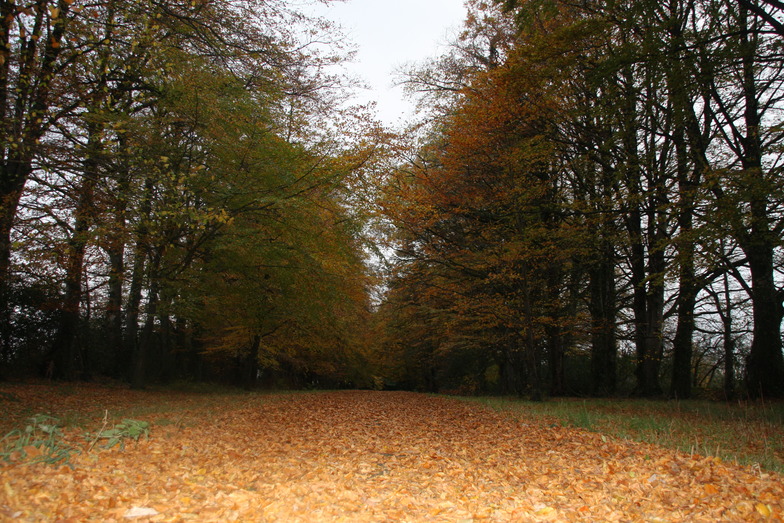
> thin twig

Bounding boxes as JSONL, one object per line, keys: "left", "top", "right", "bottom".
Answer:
{"left": 88, "top": 410, "right": 109, "bottom": 452}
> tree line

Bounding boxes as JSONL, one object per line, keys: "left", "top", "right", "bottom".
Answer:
{"left": 0, "top": 0, "right": 376, "bottom": 388}
{"left": 4, "top": 0, "right": 784, "bottom": 400}
{"left": 374, "top": 0, "right": 784, "bottom": 400}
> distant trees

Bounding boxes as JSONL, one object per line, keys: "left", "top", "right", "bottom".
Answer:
{"left": 375, "top": 0, "right": 784, "bottom": 399}
{"left": 1, "top": 0, "right": 375, "bottom": 388}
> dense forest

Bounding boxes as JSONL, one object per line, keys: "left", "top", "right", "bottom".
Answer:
{"left": 2, "top": 0, "right": 784, "bottom": 400}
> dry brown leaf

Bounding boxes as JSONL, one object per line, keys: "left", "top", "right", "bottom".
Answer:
{"left": 1, "top": 386, "right": 783, "bottom": 522}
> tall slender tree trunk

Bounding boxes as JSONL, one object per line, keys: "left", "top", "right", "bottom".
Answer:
{"left": 671, "top": 134, "right": 699, "bottom": 399}
{"left": 123, "top": 241, "right": 145, "bottom": 380}
{"left": 546, "top": 323, "right": 565, "bottom": 396}
{"left": 50, "top": 174, "right": 95, "bottom": 379}
{"left": 617, "top": 61, "right": 664, "bottom": 397}
{"left": 721, "top": 270, "right": 736, "bottom": 400}
{"left": 132, "top": 265, "right": 159, "bottom": 390}
{"left": 640, "top": 276, "right": 665, "bottom": 397}
{"left": 242, "top": 334, "right": 261, "bottom": 390}
{"left": 50, "top": 120, "right": 104, "bottom": 380}
{"left": 105, "top": 244, "right": 125, "bottom": 373}
{"left": 124, "top": 175, "right": 154, "bottom": 383}
{"left": 671, "top": 208, "right": 696, "bottom": 399}
{"left": 545, "top": 264, "right": 566, "bottom": 396}
{"left": 666, "top": 2, "right": 701, "bottom": 400}
{"left": 521, "top": 266, "right": 543, "bottom": 401}
{"left": 106, "top": 139, "right": 133, "bottom": 377}
{"left": 589, "top": 241, "right": 616, "bottom": 396}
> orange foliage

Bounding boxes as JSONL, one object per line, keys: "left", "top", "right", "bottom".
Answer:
{"left": 1, "top": 384, "right": 783, "bottom": 521}
{"left": 376, "top": 3, "right": 597, "bottom": 395}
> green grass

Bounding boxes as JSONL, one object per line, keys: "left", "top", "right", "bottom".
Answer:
{"left": 462, "top": 396, "right": 784, "bottom": 474}
{"left": 0, "top": 414, "right": 80, "bottom": 466}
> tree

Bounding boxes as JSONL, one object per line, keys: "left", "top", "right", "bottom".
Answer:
{"left": 2, "top": 0, "right": 374, "bottom": 387}
{"left": 1, "top": 0, "right": 81, "bottom": 359}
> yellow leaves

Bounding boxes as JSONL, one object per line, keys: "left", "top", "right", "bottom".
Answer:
{"left": 756, "top": 502, "right": 773, "bottom": 517}
{"left": 2, "top": 481, "right": 14, "bottom": 500}
{"left": 534, "top": 504, "right": 556, "bottom": 516}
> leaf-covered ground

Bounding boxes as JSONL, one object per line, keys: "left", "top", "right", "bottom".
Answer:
{"left": 1, "top": 385, "right": 783, "bottom": 521}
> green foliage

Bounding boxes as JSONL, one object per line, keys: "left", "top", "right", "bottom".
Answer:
{"left": 90, "top": 419, "right": 150, "bottom": 450}
{"left": 1, "top": 412, "right": 153, "bottom": 466}
{"left": 566, "top": 402, "right": 596, "bottom": 431}
{"left": 0, "top": 414, "right": 79, "bottom": 466}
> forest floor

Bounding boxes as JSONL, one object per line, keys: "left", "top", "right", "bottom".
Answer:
{"left": 0, "top": 383, "right": 783, "bottom": 521}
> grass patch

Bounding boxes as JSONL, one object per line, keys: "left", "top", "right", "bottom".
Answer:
{"left": 88, "top": 417, "right": 150, "bottom": 450}
{"left": 463, "top": 396, "right": 784, "bottom": 474}
{"left": 0, "top": 414, "right": 80, "bottom": 466}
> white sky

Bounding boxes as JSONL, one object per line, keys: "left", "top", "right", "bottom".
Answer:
{"left": 307, "top": 0, "right": 468, "bottom": 127}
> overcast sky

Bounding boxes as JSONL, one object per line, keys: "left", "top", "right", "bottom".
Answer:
{"left": 307, "top": 0, "right": 468, "bottom": 126}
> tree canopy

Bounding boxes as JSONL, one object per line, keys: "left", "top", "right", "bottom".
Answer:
{"left": 375, "top": 0, "right": 784, "bottom": 399}
{"left": 2, "top": 0, "right": 784, "bottom": 399}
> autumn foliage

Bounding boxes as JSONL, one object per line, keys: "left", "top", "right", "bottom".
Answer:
{"left": 2, "top": 384, "right": 783, "bottom": 521}
{"left": 0, "top": 0, "right": 376, "bottom": 390}
{"left": 374, "top": 0, "right": 784, "bottom": 399}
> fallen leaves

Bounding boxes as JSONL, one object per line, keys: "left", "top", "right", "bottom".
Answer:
{"left": 1, "top": 387, "right": 783, "bottom": 521}
{"left": 123, "top": 506, "right": 159, "bottom": 519}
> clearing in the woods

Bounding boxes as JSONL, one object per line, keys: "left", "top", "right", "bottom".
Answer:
{"left": 0, "top": 383, "right": 782, "bottom": 521}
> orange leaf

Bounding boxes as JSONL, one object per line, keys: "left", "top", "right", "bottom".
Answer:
{"left": 703, "top": 484, "right": 719, "bottom": 495}
{"left": 22, "top": 445, "right": 43, "bottom": 459}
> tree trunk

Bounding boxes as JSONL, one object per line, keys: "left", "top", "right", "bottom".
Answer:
{"left": 589, "top": 239, "right": 616, "bottom": 396}
{"left": 0, "top": 164, "right": 28, "bottom": 363}
{"left": 242, "top": 335, "right": 261, "bottom": 390}
{"left": 123, "top": 241, "right": 145, "bottom": 381}
{"left": 522, "top": 267, "right": 543, "bottom": 401}
{"left": 49, "top": 177, "right": 94, "bottom": 380}
{"left": 671, "top": 137, "right": 699, "bottom": 399}
{"left": 50, "top": 119, "right": 104, "bottom": 380}
{"left": 124, "top": 175, "right": 154, "bottom": 383}
{"left": 105, "top": 244, "right": 125, "bottom": 374}
{"left": 671, "top": 237, "right": 696, "bottom": 399}
{"left": 745, "top": 243, "right": 784, "bottom": 398}
{"left": 0, "top": 0, "right": 72, "bottom": 359}
{"left": 736, "top": 2, "right": 784, "bottom": 398}
{"left": 546, "top": 324, "right": 565, "bottom": 396}
{"left": 131, "top": 261, "right": 159, "bottom": 390}
{"left": 721, "top": 271, "right": 736, "bottom": 400}
{"left": 666, "top": 4, "right": 702, "bottom": 400}
{"left": 545, "top": 265, "right": 566, "bottom": 396}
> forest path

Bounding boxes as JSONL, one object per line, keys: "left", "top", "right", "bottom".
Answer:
{"left": 1, "top": 388, "right": 783, "bottom": 521}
